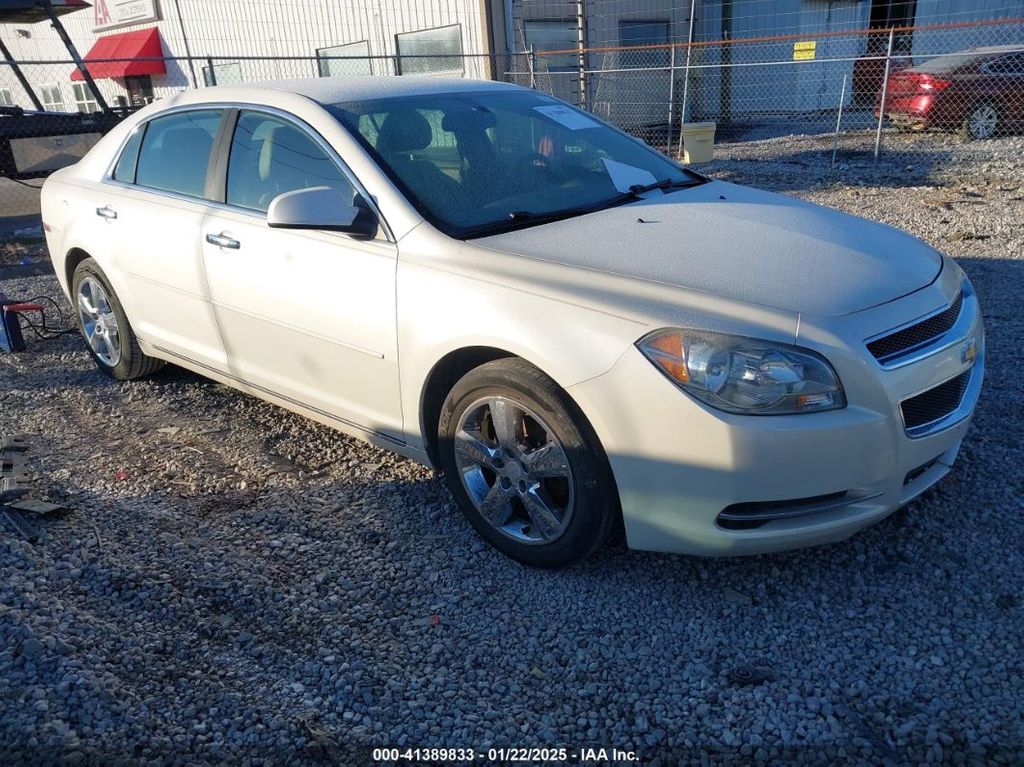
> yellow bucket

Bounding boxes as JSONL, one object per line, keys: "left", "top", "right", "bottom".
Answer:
{"left": 680, "top": 121, "right": 716, "bottom": 164}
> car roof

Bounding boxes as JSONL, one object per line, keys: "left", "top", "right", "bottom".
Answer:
{"left": 214, "top": 76, "right": 521, "bottom": 105}
{"left": 956, "top": 44, "right": 1024, "bottom": 55}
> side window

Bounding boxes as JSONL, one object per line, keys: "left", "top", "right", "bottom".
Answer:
{"left": 113, "top": 127, "right": 145, "bottom": 183}
{"left": 135, "top": 109, "right": 222, "bottom": 197}
{"left": 226, "top": 111, "right": 355, "bottom": 212}
{"left": 984, "top": 54, "right": 1024, "bottom": 75}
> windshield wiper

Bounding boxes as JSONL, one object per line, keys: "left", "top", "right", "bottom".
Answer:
{"left": 459, "top": 176, "right": 711, "bottom": 240}
{"left": 624, "top": 176, "right": 708, "bottom": 198}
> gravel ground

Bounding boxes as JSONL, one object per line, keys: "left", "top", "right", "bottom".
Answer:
{"left": 1, "top": 133, "right": 1023, "bottom": 764}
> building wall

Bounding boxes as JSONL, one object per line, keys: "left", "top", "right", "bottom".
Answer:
{"left": 912, "top": 0, "right": 1024, "bottom": 57}
{"left": 0, "top": 0, "right": 491, "bottom": 113}
{"left": 693, "top": 0, "right": 869, "bottom": 119}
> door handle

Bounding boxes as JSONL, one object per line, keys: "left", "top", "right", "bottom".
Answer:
{"left": 96, "top": 206, "right": 117, "bottom": 219}
{"left": 205, "top": 232, "right": 240, "bottom": 249}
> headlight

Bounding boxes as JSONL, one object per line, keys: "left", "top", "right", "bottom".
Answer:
{"left": 637, "top": 328, "right": 846, "bottom": 415}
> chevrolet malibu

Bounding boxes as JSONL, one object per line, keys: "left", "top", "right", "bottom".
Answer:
{"left": 41, "top": 77, "right": 984, "bottom": 567}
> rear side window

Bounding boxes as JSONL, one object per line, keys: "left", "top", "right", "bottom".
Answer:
{"left": 135, "top": 109, "right": 223, "bottom": 198}
{"left": 985, "top": 53, "right": 1024, "bottom": 76}
{"left": 113, "top": 127, "right": 144, "bottom": 183}
{"left": 226, "top": 111, "right": 354, "bottom": 212}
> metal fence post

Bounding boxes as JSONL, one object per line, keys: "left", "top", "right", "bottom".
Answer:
{"left": 576, "top": 0, "right": 588, "bottom": 109}
{"left": 666, "top": 44, "right": 676, "bottom": 155}
{"left": 676, "top": 0, "right": 698, "bottom": 159}
{"left": 873, "top": 28, "right": 895, "bottom": 164}
{"left": 527, "top": 45, "right": 537, "bottom": 90}
{"left": 832, "top": 73, "right": 847, "bottom": 167}
{"left": 206, "top": 56, "right": 216, "bottom": 86}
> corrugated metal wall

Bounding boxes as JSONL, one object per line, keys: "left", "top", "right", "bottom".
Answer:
{"left": 0, "top": 0, "right": 490, "bottom": 111}
{"left": 912, "top": 0, "right": 1024, "bottom": 57}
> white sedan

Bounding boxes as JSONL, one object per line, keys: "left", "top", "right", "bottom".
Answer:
{"left": 41, "top": 77, "right": 984, "bottom": 567}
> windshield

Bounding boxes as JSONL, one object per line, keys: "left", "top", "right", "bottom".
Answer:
{"left": 329, "top": 90, "right": 698, "bottom": 238}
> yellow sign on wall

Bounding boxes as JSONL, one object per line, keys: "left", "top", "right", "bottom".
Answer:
{"left": 793, "top": 41, "right": 817, "bottom": 61}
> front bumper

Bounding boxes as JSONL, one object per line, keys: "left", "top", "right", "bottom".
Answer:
{"left": 569, "top": 267, "right": 984, "bottom": 556}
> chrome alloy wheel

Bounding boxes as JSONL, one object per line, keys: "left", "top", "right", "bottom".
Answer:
{"left": 968, "top": 105, "right": 998, "bottom": 139}
{"left": 453, "top": 396, "right": 574, "bottom": 545}
{"left": 77, "top": 277, "right": 121, "bottom": 367}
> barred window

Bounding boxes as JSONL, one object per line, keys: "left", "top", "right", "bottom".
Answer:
{"left": 73, "top": 82, "right": 100, "bottom": 114}
{"left": 395, "top": 24, "right": 463, "bottom": 76}
{"left": 202, "top": 61, "right": 242, "bottom": 86}
{"left": 524, "top": 20, "right": 577, "bottom": 71}
{"left": 40, "top": 84, "right": 64, "bottom": 112}
{"left": 619, "top": 21, "right": 671, "bottom": 67}
{"left": 317, "top": 40, "right": 372, "bottom": 77}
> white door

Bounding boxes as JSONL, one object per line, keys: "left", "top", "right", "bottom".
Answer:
{"left": 104, "top": 108, "right": 226, "bottom": 369}
{"left": 200, "top": 110, "right": 403, "bottom": 439}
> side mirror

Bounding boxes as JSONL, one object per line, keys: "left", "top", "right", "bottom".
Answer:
{"left": 266, "top": 186, "right": 378, "bottom": 238}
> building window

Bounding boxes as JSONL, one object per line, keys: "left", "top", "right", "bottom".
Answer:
{"left": 202, "top": 61, "right": 242, "bottom": 86}
{"left": 40, "top": 84, "right": 64, "bottom": 112}
{"left": 395, "top": 24, "right": 463, "bottom": 76}
{"left": 125, "top": 75, "right": 154, "bottom": 106}
{"left": 72, "top": 82, "right": 100, "bottom": 114}
{"left": 0, "top": 89, "right": 13, "bottom": 107}
{"left": 619, "top": 21, "right": 671, "bottom": 67}
{"left": 317, "top": 40, "right": 372, "bottom": 77}
{"left": 523, "top": 20, "right": 578, "bottom": 71}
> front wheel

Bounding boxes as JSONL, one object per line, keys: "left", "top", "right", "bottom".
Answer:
{"left": 438, "top": 358, "right": 617, "bottom": 568}
{"left": 72, "top": 258, "right": 164, "bottom": 380}
{"left": 961, "top": 103, "right": 999, "bottom": 140}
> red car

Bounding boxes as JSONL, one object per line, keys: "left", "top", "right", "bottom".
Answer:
{"left": 877, "top": 45, "right": 1024, "bottom": 139}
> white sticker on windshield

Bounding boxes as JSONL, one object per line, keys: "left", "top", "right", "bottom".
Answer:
{"left": 601, "top": 158, "right": 658, "bottom": 193}
{"left": 533, "top": 104, "right": 600, "bottom": 130}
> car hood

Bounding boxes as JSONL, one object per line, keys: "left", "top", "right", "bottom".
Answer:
{"left": 472, "top": 180, "right": 942, "bottom": 316}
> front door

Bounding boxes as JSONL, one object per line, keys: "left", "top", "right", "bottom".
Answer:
{"left": 200, "top": 109, "right": 403, "bottom": 439}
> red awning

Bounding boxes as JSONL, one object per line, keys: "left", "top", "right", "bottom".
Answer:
{"left": 70, "top": 27, "right": 166, "bottom": 81}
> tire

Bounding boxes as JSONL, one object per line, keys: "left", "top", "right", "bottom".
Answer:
{"left": 960, "top": 103, "right": 999, "bottom": 141}
{"left": 71, "top": 258, "right": 164, "bottom": 381}
{"left": 437, "top": 358, "right": 617, "bottom": 568}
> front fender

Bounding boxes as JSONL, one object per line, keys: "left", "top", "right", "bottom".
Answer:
{"left": 397, "top": 241, "right": 647, "bottom": 451}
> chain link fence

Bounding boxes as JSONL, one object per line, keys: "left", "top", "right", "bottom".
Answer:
{"left": 1, "top": 17, "right": 1023, "bottom": 239}
{"left": 514, "top": 17, "right": 1024, "bottom": 164}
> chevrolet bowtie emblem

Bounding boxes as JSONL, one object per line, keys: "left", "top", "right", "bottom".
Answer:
{"left": 961, "top": 337, "right": 977, "bottom": 365}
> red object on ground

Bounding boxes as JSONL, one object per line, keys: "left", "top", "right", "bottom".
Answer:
{"left": 70, "top": 28, "right": 166, "bottom": 81}
{"left": 2, "top": 303, "right": 44, "bottom": 314}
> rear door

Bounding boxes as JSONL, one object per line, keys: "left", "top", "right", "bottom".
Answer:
{"left": 199, "top": 109, "right": 403, "bottom": 439}
{"left": 985, "top": 53, "right": 1024, "bottom": 125}
{"left": 103, "top": 108, "right": 227, "bottom": 369}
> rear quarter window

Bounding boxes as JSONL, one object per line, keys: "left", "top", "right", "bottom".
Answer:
{"left": 112, "top": 126, "right": 145, "bottom": 183}
{"left": 135, "top": 109, "right": 223, "bottom": 198}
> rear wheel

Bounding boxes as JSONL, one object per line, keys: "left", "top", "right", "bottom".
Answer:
{"left": 72, "top": 258, "right": 164, "bottom": 380}
{"left": 961, "top": 103, "right": 999, "bottom": 140}
{"left": 437, "top": 358, "right": 617, "bottom": 568}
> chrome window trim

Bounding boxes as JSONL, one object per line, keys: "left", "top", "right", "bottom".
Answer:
{"left": 865, "top": 280, "right": 975, "bottom": 370}
{"left": 101, "top": 100, "right": 395, "bottom": 243}
{"left": 899, "top": 344, "right": 984, "bottom": 440}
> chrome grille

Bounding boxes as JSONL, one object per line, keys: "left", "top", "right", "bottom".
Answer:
{"left": 868, "top": 291, "right": 963, "bottom": 365}
{"left": 900, "top": 370, "right": 971, "bottom": 432}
